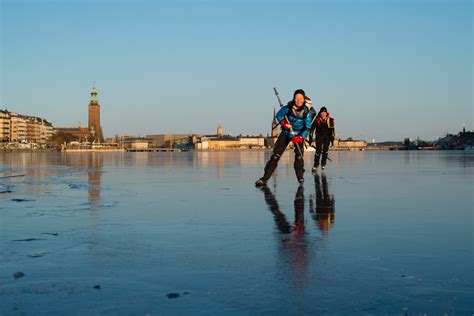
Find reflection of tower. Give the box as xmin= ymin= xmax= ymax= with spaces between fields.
xmin=88 ymin=84 xmax=104 ymax=143
xmin=217 ymin=124 xmax=223 ymax=137
xmin=311 ymin=173 xmax=335 ymax=233
xmin=88 ymin=153 xmax=103 ymax=215
xmin=216 ymin=152 xmax=223 ymax=178
xmin=271 ymin=108 xmax=278 ymax=147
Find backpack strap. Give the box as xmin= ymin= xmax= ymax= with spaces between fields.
xmin=289 ymin=105 xmax=309 ymax=121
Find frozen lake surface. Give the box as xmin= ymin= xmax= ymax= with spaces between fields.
xmin=1 ymin=151 xmax=473 ymax=315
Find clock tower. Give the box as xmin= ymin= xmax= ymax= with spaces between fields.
xmin=88 ymin=84 xmax=104 ymax=143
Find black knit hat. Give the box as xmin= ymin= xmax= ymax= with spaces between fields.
xmin=320 ymin=106 xmax=328 ymax=113
xmin=293 ymin=89 xmax=306 ymax=99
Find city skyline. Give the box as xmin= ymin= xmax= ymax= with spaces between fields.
xmin=2 ymin=83 xmax=470 ymax=143
xmin=1 ymin=0 xmax=472 ymax=141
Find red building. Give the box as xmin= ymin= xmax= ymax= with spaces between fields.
xmin=88 ymin=85 xmax=104 ymax=143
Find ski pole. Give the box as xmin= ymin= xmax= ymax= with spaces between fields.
xmin=273 ymin=87 xmax=284 ymax=107
xmin=271 ymin=87 xmax=286 ymax=131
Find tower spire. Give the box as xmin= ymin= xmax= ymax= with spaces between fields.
xmin=90 ymin=83 xmax=98 ymax=105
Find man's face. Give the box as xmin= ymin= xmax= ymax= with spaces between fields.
xmin=294 ymin=94 xmax=305 ymax=107
xmin=320 ymin=111 xmax=328 ymax=119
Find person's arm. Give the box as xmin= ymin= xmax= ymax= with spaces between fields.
xmin=330 ymin=118 xmax=336 ymax=145
xmin=299 ymin=109 xmax=313 ymax=139
xmin=276 ymin=105 xmax=289 ymax=123
xmin=276 ymin=106 xmax=291 ymax=129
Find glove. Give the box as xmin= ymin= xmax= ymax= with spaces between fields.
xmin=292 ymin=135 xmax=303 ymax=144
xmin=280 ymin=120 xmax=292 ymax=130
xmin=292 ymin=223 xmax=304 ymax=235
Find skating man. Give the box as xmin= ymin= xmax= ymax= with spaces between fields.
xmin=310 ymin=106 xmax=335 ymax=171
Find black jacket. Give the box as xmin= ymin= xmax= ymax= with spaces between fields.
xmin=310 ymin=116 xmax=335 ymax=141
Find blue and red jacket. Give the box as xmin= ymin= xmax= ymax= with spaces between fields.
xmin=276 ymin=104 xmax=312 ymax=138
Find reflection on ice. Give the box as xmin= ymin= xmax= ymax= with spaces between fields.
xmin=259 ymin=184 xmax=310 ymax=288
xmin=310 ymin=173 xmax=335 ymax=233
xmin=0 ymin=151 xmax=472 ymax=314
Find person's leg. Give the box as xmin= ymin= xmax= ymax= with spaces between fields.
xmin=314 ymin=139 xmax=322 ymax=168
xmin=262 ymin=133 xmax=290 ymax=181
xmin=293 ymin=185 xmax=305 ymax=234
xmin=293 ymin=141 xmax=305 ymax=181
xmin=321 ymin=140 xmax=330 ymax=167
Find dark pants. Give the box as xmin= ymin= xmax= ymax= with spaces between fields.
xmin=260 ymin=184 xmax=305 ymax=234
xmin=314 ymin=137 xmax=330 ymax=167
xmin=263 ymin=133 xmax=305 ymax=181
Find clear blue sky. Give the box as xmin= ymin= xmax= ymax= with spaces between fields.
xmin=1 ymin=0 xmax=472 ymax=141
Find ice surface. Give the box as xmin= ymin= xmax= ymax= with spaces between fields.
xmin=0 ymin=151 xmax=473 ymax=314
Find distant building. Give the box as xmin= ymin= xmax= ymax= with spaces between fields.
xmin=123 ymin=138 xmax=151 ymax=150
xmin=10 ymin=112 xmax=28 ymax=142
xmin=239 ymin=136 xmax=265 ymax=148
xmin=59 ymin=85 xmax=105 ymax=144
xmin=55 ymin=127 xmax=90 ymax=142
xmin=88 ymin=85 xmax=104 ymax=143
xmin=435 ymin=127 xmax=474 ymax=150
xmin=196 ymin=137 xmax=241 ymax=150
xmin=146 ymin=134 xmax=193 ymax=149
xmin=333 ymin=138 xmax=367 ymax=150
xmin=0 ymin=110 xmax=10 ymax=142
xmin=0 ymin=109 xmax=53 ymax=144
xmin=194 ymin=125 xmax=265 ymax=150
xmin=266 ymin=108 xmax=279 ymax=148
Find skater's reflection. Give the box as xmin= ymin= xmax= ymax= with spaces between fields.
xmin=309 ymin=173 xmax=335 ymax=233
xmin=259 ymin=185 xmax=305 ymax=235
xmin=259 ymin=185 xmax=309 ymax=287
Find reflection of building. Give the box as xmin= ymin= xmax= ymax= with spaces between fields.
xmin=59 ymin=152 xmax=103 ymax=213
xmin=87 ymin=153 xmax=103 ymax=213
xmin=0 ymin=109 xmax=53 ymax=143
xmin=194 ymin=151 xmax=265 ymax=170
